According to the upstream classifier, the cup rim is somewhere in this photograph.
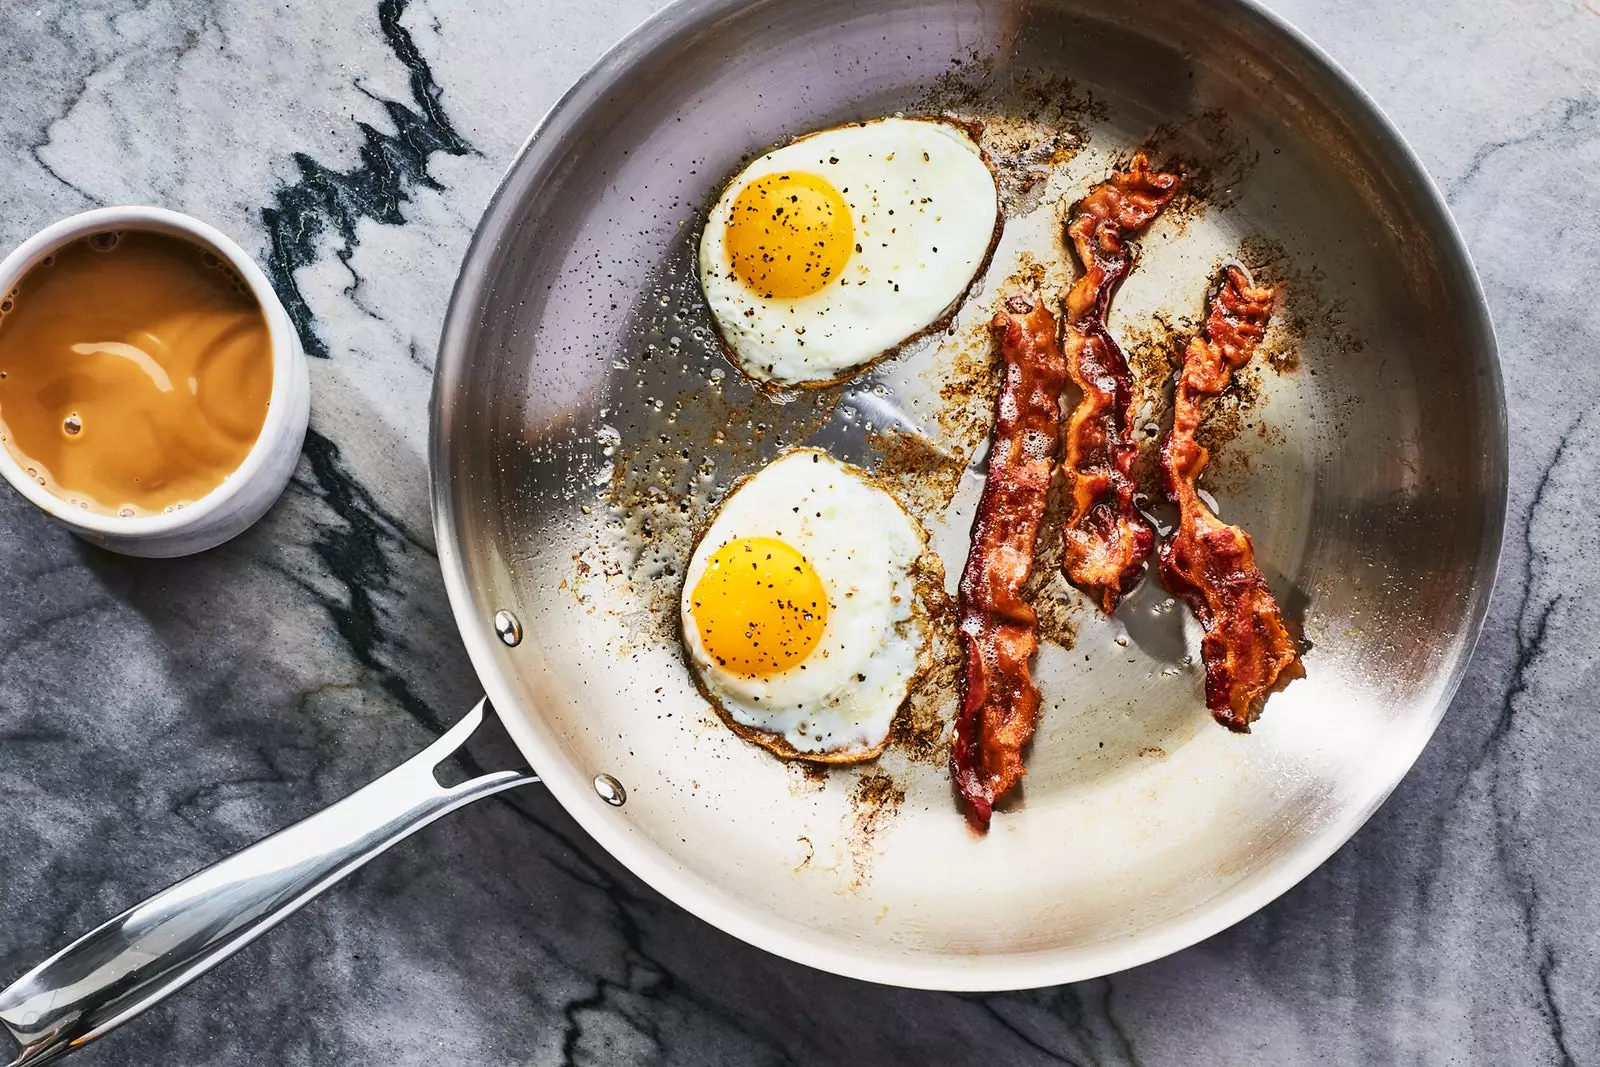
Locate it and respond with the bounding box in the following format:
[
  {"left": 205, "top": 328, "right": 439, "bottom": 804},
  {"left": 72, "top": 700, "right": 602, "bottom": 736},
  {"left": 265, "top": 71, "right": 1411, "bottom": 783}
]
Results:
[{"left": 0, "top": 206, "right": 300, "bottom": 537}]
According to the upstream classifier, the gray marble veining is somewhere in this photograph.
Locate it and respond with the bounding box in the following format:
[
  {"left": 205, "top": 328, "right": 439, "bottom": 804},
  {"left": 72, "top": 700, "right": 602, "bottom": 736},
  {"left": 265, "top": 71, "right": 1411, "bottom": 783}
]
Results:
[{"left": 0, "top": 0, "right": 1597, "bottom": 1063}]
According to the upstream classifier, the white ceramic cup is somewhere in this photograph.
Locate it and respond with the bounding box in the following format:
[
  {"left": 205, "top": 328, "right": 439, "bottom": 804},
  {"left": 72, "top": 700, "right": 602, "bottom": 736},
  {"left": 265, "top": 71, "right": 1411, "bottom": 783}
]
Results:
[{"left": 0, "top": 207, "right": 310, "bottom": 557}]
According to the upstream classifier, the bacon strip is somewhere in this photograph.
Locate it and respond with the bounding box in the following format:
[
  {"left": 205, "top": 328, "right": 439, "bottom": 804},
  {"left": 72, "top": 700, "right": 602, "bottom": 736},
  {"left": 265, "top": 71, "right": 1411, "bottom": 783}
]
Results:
[
  {"left": 1060, "top": 154, "right": 1180, "bottom": 612},
  {"left": 952, "top": 296, "right": 1066, "bottom": 829},
  {"left": 1159, "top": 265, "right": 1302, "bottom": 730}
]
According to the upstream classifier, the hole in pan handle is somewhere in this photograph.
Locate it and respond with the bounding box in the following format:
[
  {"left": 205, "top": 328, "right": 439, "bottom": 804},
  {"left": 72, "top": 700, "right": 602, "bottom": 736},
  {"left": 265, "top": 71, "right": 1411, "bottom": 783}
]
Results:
[{"left": 0, "top": 697, "right": 538, "bottom": 1066}]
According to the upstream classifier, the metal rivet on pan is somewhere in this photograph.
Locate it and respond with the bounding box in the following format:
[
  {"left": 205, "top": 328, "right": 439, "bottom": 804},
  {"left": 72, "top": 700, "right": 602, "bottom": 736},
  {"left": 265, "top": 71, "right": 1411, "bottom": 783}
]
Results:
[
  {"left": 493, "top": 609, "right": 522, "bottom": 647},
  {"left": 593, "top": 774, "right": 626, "bottom": 806}
]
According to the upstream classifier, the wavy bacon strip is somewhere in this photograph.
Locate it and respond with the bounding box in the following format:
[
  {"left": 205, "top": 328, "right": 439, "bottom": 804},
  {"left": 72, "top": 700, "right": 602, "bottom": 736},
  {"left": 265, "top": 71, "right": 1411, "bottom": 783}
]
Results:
[
  {"left": 1061, "top": 154, "right": 1180, "bottom": 612},
  {"left": 1159, "top": 265, "right": 1302, "bottom": 730},
  {"left": 952, "top": 296, "right": 1066, "bottom": 829}
]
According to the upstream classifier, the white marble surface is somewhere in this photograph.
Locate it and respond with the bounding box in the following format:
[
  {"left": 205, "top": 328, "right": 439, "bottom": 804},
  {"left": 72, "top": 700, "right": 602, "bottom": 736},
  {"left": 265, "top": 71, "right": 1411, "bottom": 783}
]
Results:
[{"left": 0, "top": 0, "right": 1597, "bottom": 1063}]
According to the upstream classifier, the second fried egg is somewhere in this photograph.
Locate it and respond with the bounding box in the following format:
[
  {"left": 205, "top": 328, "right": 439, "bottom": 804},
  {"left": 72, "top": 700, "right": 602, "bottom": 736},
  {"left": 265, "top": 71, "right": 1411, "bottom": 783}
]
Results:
[{"left": 680, "top": 449, "right": 929, "bottom": 762}]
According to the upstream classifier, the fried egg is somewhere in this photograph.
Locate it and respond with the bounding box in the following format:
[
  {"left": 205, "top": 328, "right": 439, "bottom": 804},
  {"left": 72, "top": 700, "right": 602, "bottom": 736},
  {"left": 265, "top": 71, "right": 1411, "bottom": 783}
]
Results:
[
  {"left": 680, "top": 449, "right": 929, "bottom": 761},
  {"left": 698, "top": 117, "right": 1000, "bottom": 387}
]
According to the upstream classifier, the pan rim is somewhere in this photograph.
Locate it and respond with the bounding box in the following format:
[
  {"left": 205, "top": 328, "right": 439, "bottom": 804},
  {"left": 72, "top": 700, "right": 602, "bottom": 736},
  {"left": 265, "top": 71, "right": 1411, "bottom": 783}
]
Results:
[{"left": 430, "top": 0, "right": 1508, "bottom": 990}]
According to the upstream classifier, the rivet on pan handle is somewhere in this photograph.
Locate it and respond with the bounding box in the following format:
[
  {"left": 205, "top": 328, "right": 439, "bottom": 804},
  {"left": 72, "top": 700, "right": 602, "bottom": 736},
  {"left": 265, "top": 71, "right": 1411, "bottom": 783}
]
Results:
[{"left": 0, "top": 698, "right": 538, "bottom": 1066}]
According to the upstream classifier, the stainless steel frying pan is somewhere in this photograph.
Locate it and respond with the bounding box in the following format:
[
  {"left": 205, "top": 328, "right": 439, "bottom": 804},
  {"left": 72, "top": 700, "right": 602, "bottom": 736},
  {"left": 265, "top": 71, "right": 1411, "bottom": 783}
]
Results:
[{"left": 0, "top": 0, "right": 1505, "bottom": 1061}]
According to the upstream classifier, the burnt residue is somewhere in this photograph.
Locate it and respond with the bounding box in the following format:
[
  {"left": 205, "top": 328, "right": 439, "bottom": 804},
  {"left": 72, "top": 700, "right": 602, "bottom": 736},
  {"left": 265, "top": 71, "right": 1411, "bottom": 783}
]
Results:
[
  {"left": 1237, "top": 233, "right": 1366, "bottom": 375},
  {"left": 787, "top": 761, "right": 829, "bottom": 797},
  {"left": 1194, "top": 365, "right": 1262, "bottom": 456},
  {"left": 931, "top": 320, "right": 1004, "bottom": 467},
  {"left": 914, "top": 64, "right": 1105, "bottom": 215},
  {"left": 1265, "top": 345, "right": 1301, "bottom": 375},
  {"left": 1032, "top": 572, "right": 1081, "bottom": 652},
  {"left": 868, "top": 428, "right": 968, "bottom": 516},
  {"left": 1122, "top": 312, "right": 1193, "bottom": 395},
  {"left": 1119, "top": 311, "right": 1195, "bottom": 494},
  {"left": 891, "top": 550, "right": 957, "bottom": 765},
  {"left": 1003, "top": 251, "right": 1051, "bottom": 294},
  {"left": 1118, "top": 255, "right": 1301, "bottom": 503},
  {"left": 1127, "top": 108, "right": 1261, "bottom": 228},
  {"left": 844, "top": 771, "right": 906, "bottom": 891},
  {"left": 1192, "top": 364, "right": 1268, "bottom": 496},
  {"left": 1022, "top": 481, "right": 1082, "bottom": 651}
]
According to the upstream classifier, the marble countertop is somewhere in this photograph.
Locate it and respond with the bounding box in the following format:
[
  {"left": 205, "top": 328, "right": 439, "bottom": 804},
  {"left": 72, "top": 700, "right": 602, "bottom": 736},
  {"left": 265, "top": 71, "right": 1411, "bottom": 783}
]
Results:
[{"left": 2, "top": 0, "right": 1597, "bottom": 1063}]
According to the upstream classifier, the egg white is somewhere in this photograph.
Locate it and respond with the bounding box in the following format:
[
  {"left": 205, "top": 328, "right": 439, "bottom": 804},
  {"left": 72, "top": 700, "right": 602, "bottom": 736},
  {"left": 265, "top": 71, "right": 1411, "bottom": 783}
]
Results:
[
  {"left": 699, "top": 117, "right": 999, "bottom": 387},
  {"left": 680, "top": 449, "right": 929, "bottom": 759}
]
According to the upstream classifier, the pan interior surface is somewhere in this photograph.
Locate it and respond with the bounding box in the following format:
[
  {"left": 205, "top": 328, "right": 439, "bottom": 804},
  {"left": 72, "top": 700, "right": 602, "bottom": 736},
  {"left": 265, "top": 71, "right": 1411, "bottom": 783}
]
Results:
[{"left": 432, "top": 0, "right": 1503, "bottom": 988}]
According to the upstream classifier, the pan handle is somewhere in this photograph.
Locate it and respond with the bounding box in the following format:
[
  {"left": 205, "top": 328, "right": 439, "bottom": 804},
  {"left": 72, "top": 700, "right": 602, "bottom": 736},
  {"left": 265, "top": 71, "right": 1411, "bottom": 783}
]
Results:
[{"left": 0, "top": 698, "right": 537, "bottom": 1066}]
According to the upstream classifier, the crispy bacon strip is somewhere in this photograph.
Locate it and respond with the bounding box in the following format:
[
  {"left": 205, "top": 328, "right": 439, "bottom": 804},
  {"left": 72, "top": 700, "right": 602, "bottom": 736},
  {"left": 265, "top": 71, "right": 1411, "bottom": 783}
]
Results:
[
  {"left": 1159, "top": 265, "right": 1302, "bottom": 730},
  {"left": 1060, "top": 154, "right": 1180, "bottom": 612},
  {"left": 952, "top": 296, "right": 1066, "bottom": 829}
]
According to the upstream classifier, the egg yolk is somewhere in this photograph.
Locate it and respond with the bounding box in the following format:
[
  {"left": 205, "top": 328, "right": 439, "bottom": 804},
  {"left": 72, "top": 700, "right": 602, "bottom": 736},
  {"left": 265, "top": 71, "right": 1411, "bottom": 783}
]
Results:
[
  {"left": 689, "top": 536, "right": 829, "bottom": 678},
  {"left": 725, "top": 172, "right": 853, "bottom": 299}
]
